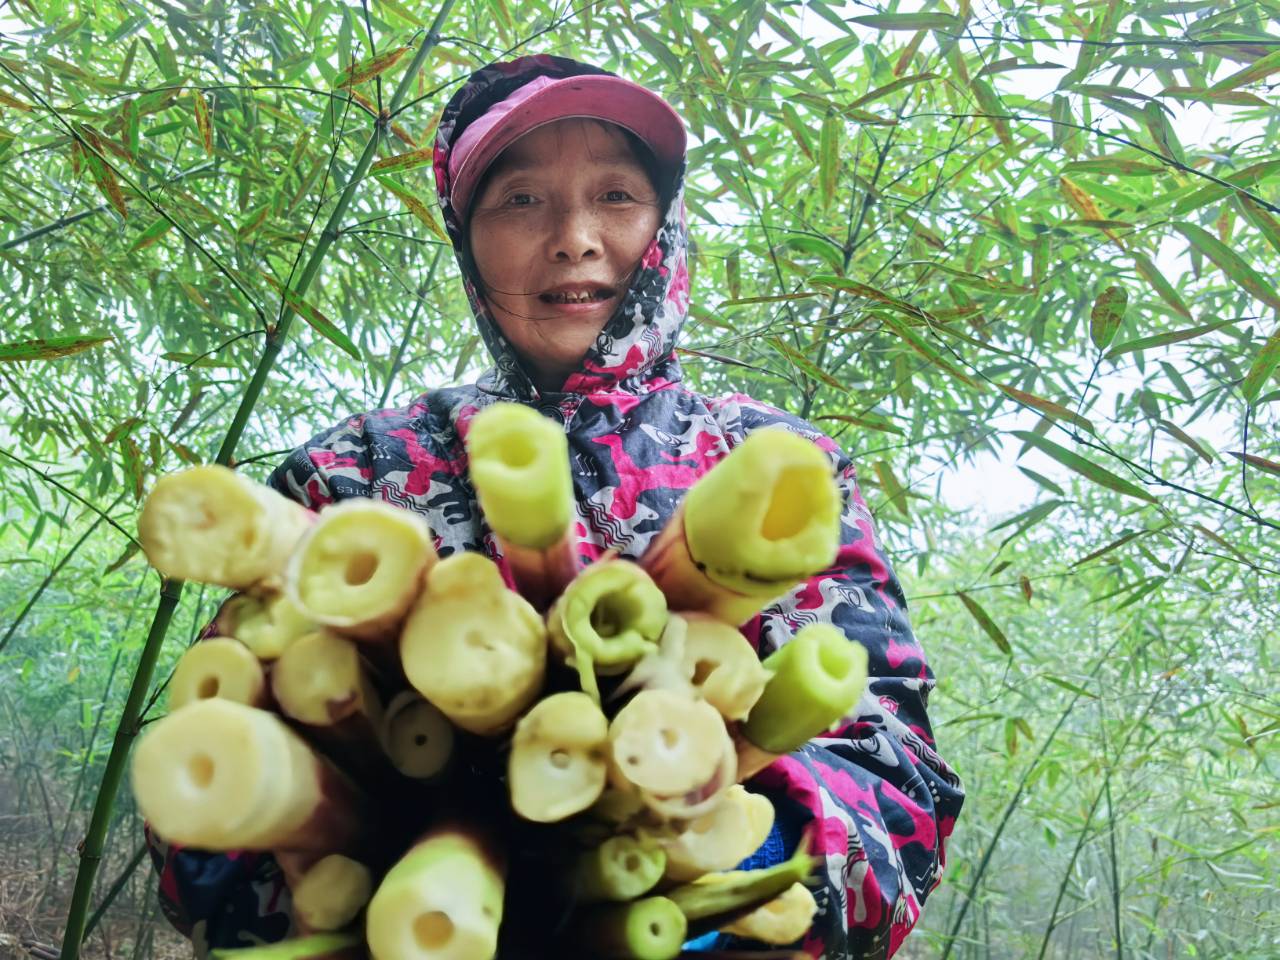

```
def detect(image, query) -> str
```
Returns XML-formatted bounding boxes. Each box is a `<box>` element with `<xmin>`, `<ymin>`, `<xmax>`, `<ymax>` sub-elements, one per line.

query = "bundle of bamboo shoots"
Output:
<box><xmin>132</xmin><ymin>407</ymin><xmax>868</xmax><ymax>960</ymax></box>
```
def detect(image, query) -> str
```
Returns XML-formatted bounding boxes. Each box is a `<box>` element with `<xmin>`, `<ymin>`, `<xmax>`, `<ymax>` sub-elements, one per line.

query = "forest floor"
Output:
<box><xmin>0</xmin><ymin>779</ymin><xmax>187</xmax><ymax>960</ymax></box>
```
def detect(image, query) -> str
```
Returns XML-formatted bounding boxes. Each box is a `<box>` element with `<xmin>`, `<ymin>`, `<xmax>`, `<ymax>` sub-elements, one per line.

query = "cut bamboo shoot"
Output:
<box><xmin>509</xmin><ymin>692</ymin><xmax>609</xmax><ymax>823</ymax></box>
<box><xmin>609</xmin><ymin>691</ymin><xmax>730</xmax><ymax>797</ymax></box>
<box><xmin>719</xmin><ymin>882</ymin><xmax>816</xmax><ymax>945</ymax></box>
<box><xmin>464</xmin><ymin>401</ymin><xmax>578</xmax><ymax>608</ymax></box>
<box><xmin>573</xmin><ymin>835</ymin><xmax>666</xmax><ymax>903</ymax></box>
<box><xmin>168</xmin><ymin>638</ymin><xmax>268</xmax><ymax>711</ymax></box>
<box><xmin>640</xmin><ymin>429</ymin><xmax>841</xmax><ymax>625</ymax></box>
<box><xmin>667</xmin><ymin>846</ymin><xmax>816</xmax><ymax>937</ymax></box>
<box><xmin>679</xmin><ymin>614</ymin><xmax>769</xmax><ymax>721</ymax></box>
<box><xmin>548</xmin><ymin>560</ymin><xmax>668</xmax><ymax>697</ymax></box>
<box><xmin>287</xmin><ymin>500</ymin><xmax>436</xmax><ymax>641</ymax></box>
<box><xmin>216</xmin><ymin>590</ymin><xmax>314</xmax><ymax>660</ymax></box>
<box><xmin>209</xmin><ymin>932</ymin><xmax>362</xmax><ymax>960</ymax></box>
<box><xmin>131</xmin><ymin>698</ymin><xmax>361</xmax><ymax>851</ymax></box>
<box><xmin>380</xmin><ymin>691</ymin><xmax>454</xmax><ymax>781</ymax></box>
<box><xmin>271</xmin><ymin>630</ymin><xmax>382</xmax><ymax>728</ymax></box>
<box><xmin>648</xmin><ymin>786</ymin><xmax>775</xmax><ymax>882</ymax></box>
<box><xmin>401</xmin><ymin>551</ymin><xmax>546</xmax><ymax>735</ymax></box>
<box><xmin>737</xmin><ymin>625</ymin><xmax>868</xmax><ymax>781</ymax></box>
<box><xmin>291</xmin><ymin>854</ymin><xmax>374</xmax><ymax>931</ymax></box>
<box><xmin>366</xmin><ymin>828</ymin><xmax>504</xmax><ymax>960</ymax></box>
<box><xmin>571</xmin><ymin>897</ymin><xmax>687</xmax><ymax>960</ymax></box>
<box><xmin>138</xmin><ymin>465</ymin><xmax>313</xmax><ymax>589</ymax></box>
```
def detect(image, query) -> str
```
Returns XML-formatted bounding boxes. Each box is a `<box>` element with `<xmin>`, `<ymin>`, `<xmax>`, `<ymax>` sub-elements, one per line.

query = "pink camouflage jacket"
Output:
<box><xmin>147</xmin><ymin>55</ymin><xmax>964</xmax><ymax>960</ymax></box>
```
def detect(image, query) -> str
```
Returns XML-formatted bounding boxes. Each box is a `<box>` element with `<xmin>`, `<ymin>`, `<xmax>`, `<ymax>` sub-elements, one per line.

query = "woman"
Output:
<box><xmin>149</xmin><ymin>54</ymin><xmax>964</xmax><ymax>959</ymax></box>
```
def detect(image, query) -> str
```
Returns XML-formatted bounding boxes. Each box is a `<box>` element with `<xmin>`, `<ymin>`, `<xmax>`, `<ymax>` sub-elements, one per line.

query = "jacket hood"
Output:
<box><xmin>432</xmin><ymin>55</ymin><xmax>691</xmax><ymax>401</ymax></box>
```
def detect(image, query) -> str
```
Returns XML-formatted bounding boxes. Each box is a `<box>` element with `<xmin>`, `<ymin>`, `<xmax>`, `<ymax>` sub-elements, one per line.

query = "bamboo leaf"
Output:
<box><xmin>0</xmin><ymin>335</ymin><xmax>113</xmax><ymax>362</ymax></box>
<box><xmin>375</xmin><ymin>0</ymin><xmax>426</xmax><ymax>26</ymax></box>
<box><xmin>370</xmin><ymin>147</ymin><xmax>434</xmax><ymax>175</ymax></box>
<box><xmin>264</xmin><ymin>277</ymin><xmax>362</xmax><ymax>361</ymax></box>
<box><xmin>1089</xmin><ymin>285</ymin><xmax>1128</xmax><ymax>350</ymax></box>
<box><xmin>1228</xmin><ymin>451</ymin><xmax>1280</xmax><ymax>478</ymax></box>
<box><xmin>193</xmin><ymin>90</ymin><xmax>213</xmax><ymax>155</ymax></box>
<box><xmin>717</xmin><ymin>291</ymin><xmax>818</xmax><ymax>307</ymax></box>
<box><xmin>1011</xmin><ymin>431</ymin><xmax>1158</xmax><ymax>503</ymax></box>
<box><xmin>1106</xmin><ymin>316</ymin><xmax>1241</xmax><ymax>358</ymax></box>
<box><xmin>1235</xmin><ymin>195</ymin><xmax>1280</xmax><ymax>256</ymax></box>
<box><xmin>970</xmin><ymin>77</ymin><xmax>1012</xmax><ymax>146</ymax></box>
<box><xmin>998</xmin><ymin>384</ymin><xmax>1096</xmax><ymax>434</ymax></box>
<box><xmin>849</xmin><ymin>72</ymin><xmax>938</xmax><ymax>109</ymax></box>
<box><xmin>1208</xmin><ymin>48</ymin><xmax>1280</xmax><ymax>92</ymax></box>
<box><xmin>901</xmin><ymin>261</ymin><xmax>1032</xmax><ymax>295</ymax></box>
<box><xmin>810</xmin><ymin>274</ymin><xmax>934</xmax><ymax>322</ymax></box>
<box><xmin>819</xmin><ymin>111</ymin><xmax>839</xmax><ymax>211</ymax></box>
<box><xmin>1171</xmin><ymin>222</ymin><xmax>1280</xmax><ymax>311</ymax></box>
<box><xmin>873</xmin><ymin>460</ymin><xmax>909</xmax><ymax>517</ymax></box>
<box><xmin>334</xmin><ymin>45</ymin><xmax>410</xmax><ymax>89</ymax></box>
<box><xmin>1132</xmin><ymin>252</ymin><xmax>1192</xmax><ymax>319</ymax></box>
<box><xmin>1063</xmin><ymin>158</ymin><xmax>1167</xmax><ymax>177</ymax></box>
<box><xmin>1241</xmin><ymin>323</ymin><xmax>1280</xmax><ymax>403</ymax></box>
<box><xmin>128</xmin><ymin>218</ymin><xmax>171</xmax><ymax>253</ymax></box>
<box><xmin>849</xmin><ymin>13</ymin><xmax>961</xmax><ymax>31</ymax></box>
<box><xmin>1042</xmin><ymin>675</ymin><xmax>1099</xmax><ymax>699</ymax></box>
<box><xmin>1020</xmin><ymin>576</ymin><xmax>1033</xmax><ymax>602</ymax></box>
<box><xmin>1157</xmin><ymin>419</ymin><xmax>1215</xmax><ymax>463</ymax></box>
<box><xmin>378</xmin><ymin>177</ymin><xmax>449</xmax><ymax>242</ymax></box>
<box><xmin>956</xmin><ymin>591</ymin><xmax>1012</xmax><ymax>655</ymax></box>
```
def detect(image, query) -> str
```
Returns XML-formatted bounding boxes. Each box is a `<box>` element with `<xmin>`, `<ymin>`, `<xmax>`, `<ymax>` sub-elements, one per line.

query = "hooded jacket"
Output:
<box><xmin>148</xmin><ymin>55</ymin><xmax>963</xmax><ymax>960</ymax></box>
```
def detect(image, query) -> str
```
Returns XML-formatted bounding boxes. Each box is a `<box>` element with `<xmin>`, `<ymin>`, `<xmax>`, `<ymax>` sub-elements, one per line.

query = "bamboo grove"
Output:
<box><xmin>0</xmin><ymin>1</ymin><xmax>1277</xmax><ymax>959</ymax></box>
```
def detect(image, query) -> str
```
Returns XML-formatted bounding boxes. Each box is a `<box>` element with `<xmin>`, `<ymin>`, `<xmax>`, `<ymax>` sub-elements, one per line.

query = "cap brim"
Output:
<box><xmin>450</xmin><ymin>74</ymin><xmax>686</xmax><ymax>217</ymax></box>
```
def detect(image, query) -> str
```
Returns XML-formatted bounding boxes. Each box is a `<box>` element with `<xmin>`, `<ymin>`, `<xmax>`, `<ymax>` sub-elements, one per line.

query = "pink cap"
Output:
<box><xmin>447</xmin><ymin>73</ymin><xmax>686</xmax><ymax>218</ymax></box>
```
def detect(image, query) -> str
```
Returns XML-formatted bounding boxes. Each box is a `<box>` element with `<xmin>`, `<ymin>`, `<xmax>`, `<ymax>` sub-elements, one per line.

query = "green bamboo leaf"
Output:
<box><xmin>717</xmin><ymin>291</ymin><xmax>819</xmax><ymax>308</ymax></box>
<box><xmin>997</xmin><ymin>384</ymin><xmax>1096</xmax><ymax>434</ymax></box>
<box><xmin>1171</xmin><ymin>222</ymin><xmax>1280</xmax><ymax>311</ymax></box>
<box><xmin>1208</xmin><ymin>48</ymin><xmax>1280</xmax><ymax>92</ymax></box>
<box><xmin>0</xmin><ymin>335</ymin><xmax>113</xmax><ymax>362</ymax></box>
<box><xmin>1011</xmin><ymin>430</ymin><xmax>1157</xmax><ymax>503</ymax></box>
<box><xmin>1132</xmin><ymin>252</ymin><xmax>1192</xmax><ymax>319</ymax></box>
<box><xmin>956</xmin><ymin>591</ymin><xmax>1012</xmax><ymax>655</ymax></box>
<box><xmin>1063</xmin><ymin>158</ymin><xmax>1167</xmax><ymax>177</ymax></box>
<box><xmin>1142</xmin><ymin>102</ymin><xmax>1185</xmax><ymax>165</ymax></box>
<box><xmin>873</xmin><ymin>460</ymin><xmax>909</xmax><ymax>517</ymax></box>
<box><xmin>1235</xmin><ymin>195</ymin><xmax>1280</xmax><ymax>256</ymax></box>
<box><xmin>129</xmin><ymin>218</ymin><xmax>172</xmax><ymax>253</ymax></box>
<box><xmin>1089</xmin><ymin>285</ymin><xmax>1128</xmax><ymax>350</ymax></box>
<box><xmin>374</xmin><ymin>0</ymin><xmax>426</xmax><ymax>26</ymax></box>
<box><xmin>849</xmin><ymin>13</ymin><xmax>961</xmax><ymax>31</ymax></box>
<box><xmin>766</xmin><ymin>336</ymin><xmax>847</xmax><ymax>393</ymax></box>
<box><xmin>810</xmin><ymin>274</ymin><xmax>933</xmax><ymax>322</ymax></box>
<box><xmin>1241</xmin><ymin>323</ymin><xmax>1280</xmax><ymax>403</ymax></box>
<box><xmin>849</xmin><ymin>72</ymin><xmax>938</xmax><ymax>109</ymax></box>
<box><xmin>265</xmin><ymin>277</ymin><xmax>362</xmax><ymax>361</ymax></box>
<box><xmin>1041</xmin><ymin>675</ymin><xmax>1099</xmax><ymax>699</ymax></box>
<box><xmin>378</xmin><ymin>177</ymin><xmax>449</xmax><ymax>242</ymax></box>
<box><xmin>813</xmin><ymin>412</ymin><xmax>905</xmax><ymax>436</ymax></box>
<box><xmin>784</xmin><ymin>236</ymin><xmax>845</xmax><ymax>274</ymax></box>
<box><xmin>1157</xmin><ymin>419</ymin><xmax>1214</xmax><ymax>463</ymax></box>
<box><xmin>879</xmin><ymin>316</ymin><xmax>980</xmax><ymax>388</ymax></box>
<box><xmin>970</xmin><ymin>77</ymin><xmax>1012</xmax><ymax>146</ymax></box>
<box><xmin>1017</xmin><ymin>466</ymin><xmax>1066</xmax><ymax>497</ymax></box>
<box><xmin>334</xmin><ymin>45</ymin><xmax>410</xmax><ymax>89</ymax></box>
<box><xmin>1159</xmin><ymin>85</ymin><xmax>1270</xmax><ymax>107</ymax></box>
<box><xmin>1167</xmin><ymin>159</ymin><xmax>1280</xmax><ymax>216</ymax></box>
<box><xmin>819</xmin><ymin>111</ymin><xmax>840</xmax><ymax>211</ymax></box>
<box><xmin>1106</xmin><ymin>317</ymin><xmax>1240</xmax><ymax>358</ymax></box>
<box><xmin>901</xmin><ymin>261</ymin><xmax>1032</xmax><ymax>295</ymax></box>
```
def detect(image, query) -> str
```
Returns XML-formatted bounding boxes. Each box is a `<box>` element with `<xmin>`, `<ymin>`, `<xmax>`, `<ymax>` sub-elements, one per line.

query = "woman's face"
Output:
<box><xmin>467</xmin><ymin>118</ymin><xmax>663</xmax><ymax>391</ymax></box>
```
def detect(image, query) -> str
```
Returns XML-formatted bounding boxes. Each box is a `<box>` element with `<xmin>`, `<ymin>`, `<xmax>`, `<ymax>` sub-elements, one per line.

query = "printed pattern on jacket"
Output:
<box><xmin>148</xmin><ymin>54</ymin><xmax>963</xmax><ymax>960</ymax></box>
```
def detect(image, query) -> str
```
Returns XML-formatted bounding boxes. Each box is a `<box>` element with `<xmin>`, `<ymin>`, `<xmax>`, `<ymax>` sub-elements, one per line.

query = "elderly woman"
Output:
<box><xmin>148</xmin><ymin>55</ymin><xmax>964</xmax><ymax>959</ymax></box>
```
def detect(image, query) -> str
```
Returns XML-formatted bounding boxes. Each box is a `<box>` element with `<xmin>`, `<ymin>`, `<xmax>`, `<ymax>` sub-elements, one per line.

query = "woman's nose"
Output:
<box><xmin>545</xmin><ymin>204</ymin><xmax>600</xmax><ymax>262</ymax></box>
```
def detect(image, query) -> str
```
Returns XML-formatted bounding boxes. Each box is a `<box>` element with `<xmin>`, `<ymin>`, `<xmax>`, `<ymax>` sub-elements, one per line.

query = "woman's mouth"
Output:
<box><xmin>539</xmin><ymin>286</ymin><xmax>616</xmax><ymax>305</ymax></box>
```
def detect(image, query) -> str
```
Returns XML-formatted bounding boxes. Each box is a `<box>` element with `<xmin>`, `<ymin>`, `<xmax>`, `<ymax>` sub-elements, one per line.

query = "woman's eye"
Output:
<box><xmin>505</xmin><ymin>193</ymin><xmax>534</xmax><ymax>206</ymax></box>
<box><xmin>603</xmin><ymin>190</ymin><xmax>633</xmax><ymax>202</ymax></box>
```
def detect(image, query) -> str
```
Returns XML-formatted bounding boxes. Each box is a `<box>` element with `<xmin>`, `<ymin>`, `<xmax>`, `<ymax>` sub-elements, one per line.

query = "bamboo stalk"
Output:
<box><xmin>57</xmin><ymin>10</ymin><xmax>458</xmax><ymax>958</ymax></box>
<box><xmin>570</xmin><ymin>897</ymin><xmax>687</xmax><ymax>960</ymax></box>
